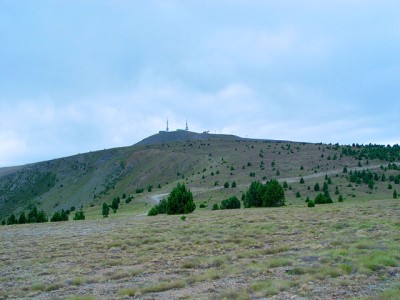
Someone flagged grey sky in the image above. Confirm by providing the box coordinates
[0,1,399,166]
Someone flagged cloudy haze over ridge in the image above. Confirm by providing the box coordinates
[0,1,399,166]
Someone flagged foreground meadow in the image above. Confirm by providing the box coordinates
[1,199,399,299]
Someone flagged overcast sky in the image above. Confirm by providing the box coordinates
[0,1,399,167]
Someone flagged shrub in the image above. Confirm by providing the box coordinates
[300,177,305,184]
[147,198,168,216]
[136,188,144,194]
[157,198,168,214]
[148,206,159,216]
[220,196,241,210]
[111,198,119,213]
[181,215,187,221]
[7,214,17,225]
[26,207,48,223]
[243,180,285,208]
[102,203,110,217]
[381,174,386,182]
[212,203,219,210]
[150,183,195,215]
[307,200,315,207]
[231,181,237,188]
[199,203,207,208]
[388,184,393,190]
[314,193,333,204]
[335,186,340,195]
[243,181,265,207]
[50,209,69,222]
[18,212,27,224]
[264,180,285,207]
[296,192,301,198]
[338,195,344,202]
[224,182,229,188]
[394,190,398,199]
[305,196,310,202]
[167,183,195,214]
[73,210,85,220]
[314,182,320,191]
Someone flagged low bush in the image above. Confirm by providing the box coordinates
[148,183,195,216]
[220,196,241,210]
[73,210,85,221]
[307,200,315,207]
[50,209,69,222]
[314,193,333,204]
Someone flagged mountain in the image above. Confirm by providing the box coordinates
[0,131,399,221]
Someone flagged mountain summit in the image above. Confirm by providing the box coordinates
[135,130,240,146]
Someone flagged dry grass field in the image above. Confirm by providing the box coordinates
[1,198,399,299]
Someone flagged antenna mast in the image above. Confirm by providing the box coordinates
[185,120,189,131]
[166,118,169,132]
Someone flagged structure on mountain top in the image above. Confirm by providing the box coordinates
[160,119,189,133]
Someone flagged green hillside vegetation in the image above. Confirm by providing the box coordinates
[0,131,399,298]
[0,131,399,222]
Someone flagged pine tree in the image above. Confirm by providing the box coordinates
[220,196,241,209]
[18,212,27,224]
[111,198,119,213]
[102,203,110,217]
[263,179,285,207]
[73,210,85,220]
[166,183,196,215]
[7,214,17,225]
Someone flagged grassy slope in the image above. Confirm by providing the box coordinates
[0,134,399,298]
[1,135,399,220]
[0,199,398,299]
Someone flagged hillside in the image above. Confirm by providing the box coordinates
[0,131,399,221]
[1,131,399,299]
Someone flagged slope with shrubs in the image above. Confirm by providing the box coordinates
[0,130,399,221]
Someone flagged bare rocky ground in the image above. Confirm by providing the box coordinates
[1,199,399,300]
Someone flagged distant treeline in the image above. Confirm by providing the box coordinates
[341,144,400,162]
[1,206,85,226]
